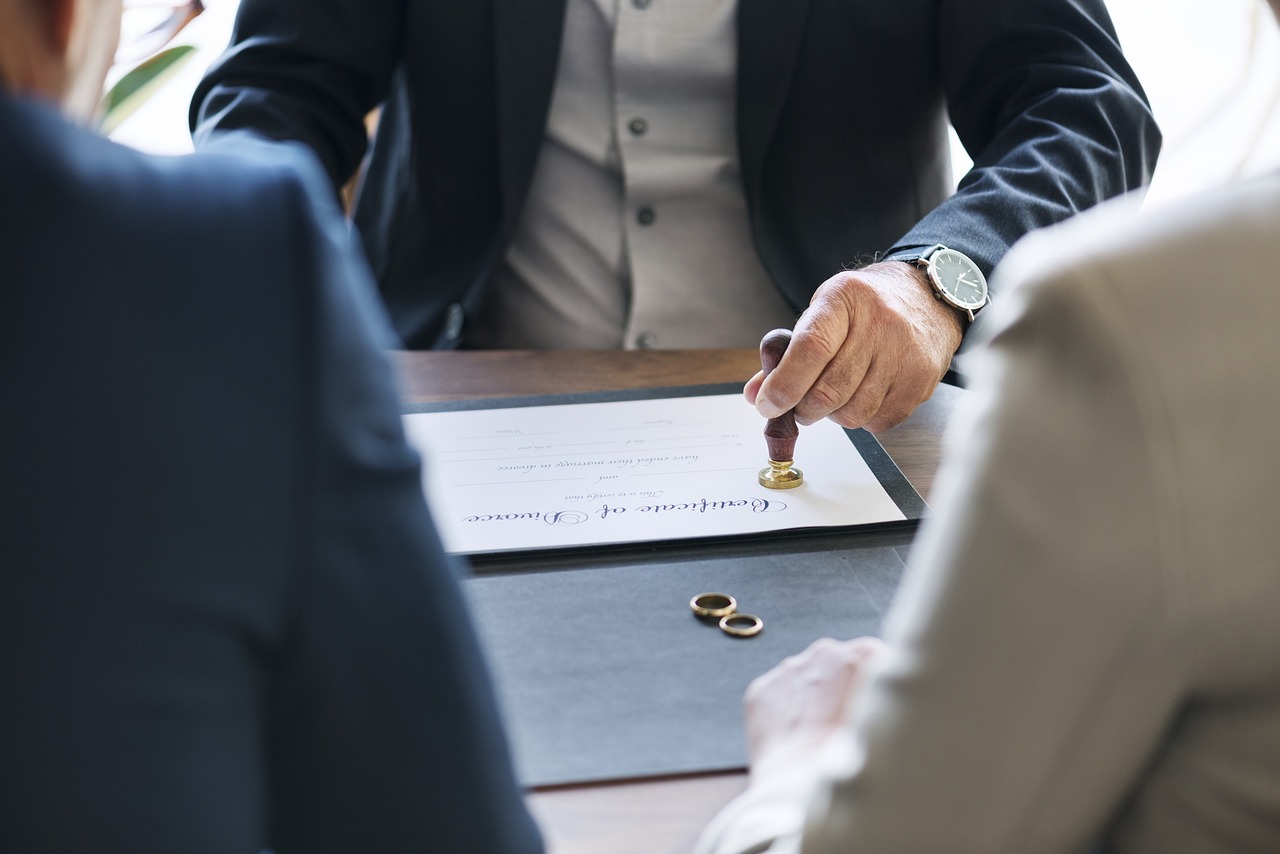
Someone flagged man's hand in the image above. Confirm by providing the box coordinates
[744,261,963,432]
[745,636,886,783]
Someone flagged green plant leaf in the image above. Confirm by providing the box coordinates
[99,45,197,136]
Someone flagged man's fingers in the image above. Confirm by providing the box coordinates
[815,357,891,429]
[742,370,766,405]
[753,261,959,429]
[755,288,856,419]
[861,377,933,433]
[823,351,938,433]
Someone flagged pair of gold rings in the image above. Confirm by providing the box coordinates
[689,593,763,638]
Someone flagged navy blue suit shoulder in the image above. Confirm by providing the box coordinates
[1,94,541,854]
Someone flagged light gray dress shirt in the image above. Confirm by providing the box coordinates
[467,0,798,350]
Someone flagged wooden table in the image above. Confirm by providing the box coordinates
[393,349,964,854]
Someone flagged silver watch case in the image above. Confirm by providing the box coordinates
[916,245,989,323]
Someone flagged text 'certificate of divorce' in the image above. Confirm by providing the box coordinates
[402,393,905,555]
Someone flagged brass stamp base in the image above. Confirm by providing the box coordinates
[758,459,804,489]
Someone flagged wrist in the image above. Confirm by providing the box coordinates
[903,262,966,345]
[749,732,839,784]
[870,260,964,358]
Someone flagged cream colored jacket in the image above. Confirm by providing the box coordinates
[696,174,1280,853]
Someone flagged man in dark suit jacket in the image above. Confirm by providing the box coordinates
[0,1,542,851]
[191,0,1159,432]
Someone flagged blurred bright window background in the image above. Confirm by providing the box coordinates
[946,0,1280,205]
[106,0,234,153]
[109,0,1280,208]
[1112,0,1280,204]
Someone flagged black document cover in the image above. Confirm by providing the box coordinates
[406,385,926,787]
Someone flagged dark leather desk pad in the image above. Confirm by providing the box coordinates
[465,526,914,787]
[409,386,925,787]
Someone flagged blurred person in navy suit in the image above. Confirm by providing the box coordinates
[0,1,541,851]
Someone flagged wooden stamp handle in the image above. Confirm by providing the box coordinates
[759,328,791,376]
[759,328,798,463]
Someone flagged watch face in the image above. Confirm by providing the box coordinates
[930,248,988,310]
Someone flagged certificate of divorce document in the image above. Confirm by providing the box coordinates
[401,392,908,555]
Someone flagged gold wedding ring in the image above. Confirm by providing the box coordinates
[690,592,737,619]
[719,613,764,638]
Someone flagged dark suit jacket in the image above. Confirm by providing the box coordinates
[192,0,1160,350]
[0,93,541,854]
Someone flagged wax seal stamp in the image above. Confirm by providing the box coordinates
[757,328,804,489]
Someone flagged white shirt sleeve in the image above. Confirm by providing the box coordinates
[692,768,813,854]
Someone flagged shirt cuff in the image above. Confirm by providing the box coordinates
[691,765,824,854]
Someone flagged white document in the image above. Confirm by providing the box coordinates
[402,393,906,554]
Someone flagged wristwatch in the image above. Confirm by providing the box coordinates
[910,244,989,323]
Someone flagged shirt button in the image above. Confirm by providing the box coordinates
[632,0,651,8]
[628,117,648,136]
[636,332,657,349]
[443,303,465,342]
[636,207,656,226]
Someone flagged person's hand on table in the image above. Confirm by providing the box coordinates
[744,636,886,782]
[744,261,963,433]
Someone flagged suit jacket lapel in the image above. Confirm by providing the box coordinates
[493,0,569,222]
[736,0,815,200]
